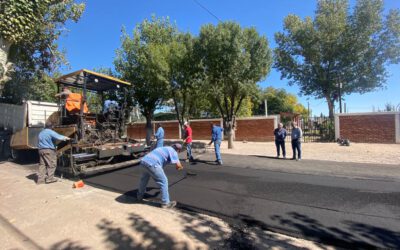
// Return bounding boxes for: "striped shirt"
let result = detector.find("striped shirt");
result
[141,146,180,167]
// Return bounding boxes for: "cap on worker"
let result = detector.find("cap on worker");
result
[183,121,188,126]
[172,143,182,151]
[45,121,53,129]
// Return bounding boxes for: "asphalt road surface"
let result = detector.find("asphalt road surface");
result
[84,153,400,249]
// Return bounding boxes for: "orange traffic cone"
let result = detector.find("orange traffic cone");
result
[73,180,85,188]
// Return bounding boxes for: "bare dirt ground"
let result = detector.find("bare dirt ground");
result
[196,140,400,165]
[0,162,332,250]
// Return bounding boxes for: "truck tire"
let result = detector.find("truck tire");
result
[11,148,20,160]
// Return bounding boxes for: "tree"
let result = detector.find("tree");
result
[197,22,272,148]
[166,32,203,130]
[114,16,176,145]
[253,87,309,116]
[0,0,85,93]
[1,71,57,104]
[274,0,400,118]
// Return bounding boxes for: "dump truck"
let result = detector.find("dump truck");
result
[1,69,149,175]
[0,100,58,159]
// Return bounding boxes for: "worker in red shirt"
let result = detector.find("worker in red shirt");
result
[183,121,194,162]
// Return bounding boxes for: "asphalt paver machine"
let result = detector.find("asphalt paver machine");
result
[54,69,148,176]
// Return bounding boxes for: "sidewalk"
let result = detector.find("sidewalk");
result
[0,162,331,250]
[194,140,400,165]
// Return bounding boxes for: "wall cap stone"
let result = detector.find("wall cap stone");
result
[335,112,400,116]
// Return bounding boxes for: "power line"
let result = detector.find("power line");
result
[192,0,222,22]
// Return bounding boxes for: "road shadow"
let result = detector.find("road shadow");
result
[94,211,309,249]
[115,189,161,208]
[11,150,39,165]
[191,159,219,165]
[25,173,37,183]
[268,211,400,249]
[49,240,90,250]
[250,155,292,160]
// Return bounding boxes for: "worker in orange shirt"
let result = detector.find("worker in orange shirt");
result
[55,87,88,114]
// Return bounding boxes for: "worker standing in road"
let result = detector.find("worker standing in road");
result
[208,122,223,165]
[291,121,303,161]
[274,123,287,158]
[183,121,194,162]
[154,123,164,148]
[37,121,70,184]
[137,144,183,208]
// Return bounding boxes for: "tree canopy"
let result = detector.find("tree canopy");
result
[197,21,272,148]
[274,0,400,117]
[0,0,85,92]
[114,16,177,144]
[253,87,308,116]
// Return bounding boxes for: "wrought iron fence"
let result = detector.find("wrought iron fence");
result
[283,116,335,143]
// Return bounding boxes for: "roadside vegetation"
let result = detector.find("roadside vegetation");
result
[0,0,399,148]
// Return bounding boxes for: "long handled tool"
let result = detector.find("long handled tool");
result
[180,141,197,176]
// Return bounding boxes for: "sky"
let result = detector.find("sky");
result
[58,0,400,116]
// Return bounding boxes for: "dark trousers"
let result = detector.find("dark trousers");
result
[291,139,302,159]
[38,149,57,181]
[275,140,286,157]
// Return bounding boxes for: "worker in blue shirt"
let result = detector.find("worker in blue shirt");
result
[37,121,70,184]
[208,122,223,165]
[103,99,119,114]
[154,123,164,148]
[137,144,183,208]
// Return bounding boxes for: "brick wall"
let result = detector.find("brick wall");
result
[127,121,180,140]
[158,121,180,139]
[338,114,396,143]
[127,123,147,140]
[235,118,275,142]
[127,117,278,142]
[190,119,221,140]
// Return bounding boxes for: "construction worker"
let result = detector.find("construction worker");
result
[291,121,303,160]
[274,123,287,158]
[55,86,72,98]
[37,121,70,184]
[208,122,223,165]
[154,123,164,148]
[56,86,88,114]
[137,143,183,208]
[183,121,194,162]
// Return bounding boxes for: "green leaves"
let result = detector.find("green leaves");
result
[0,0,85,90]
[197,21,272,120]
[115,16,177,116]
[274,0,400,117]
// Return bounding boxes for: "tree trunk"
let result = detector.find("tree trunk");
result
[325,95,335,118]
[224,119,235,149]
[0,36,13,94]
[145,114,153,146]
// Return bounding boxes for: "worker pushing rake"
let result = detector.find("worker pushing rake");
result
[136,143,196,209]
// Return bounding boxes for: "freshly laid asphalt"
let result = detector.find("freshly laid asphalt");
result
[84,152,400,249]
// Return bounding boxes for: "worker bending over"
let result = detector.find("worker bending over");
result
[137,143,183,208]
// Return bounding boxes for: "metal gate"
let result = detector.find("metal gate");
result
[283,116,335,143]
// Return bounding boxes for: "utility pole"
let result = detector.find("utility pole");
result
[307,101,310,117]
[344,102,346,113]
[264,99,268,117]
[338,82,343,113]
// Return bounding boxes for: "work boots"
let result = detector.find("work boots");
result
[161,201,177,209]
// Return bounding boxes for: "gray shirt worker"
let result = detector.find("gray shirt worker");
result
[37,124,69,184]
[291,127,303,141]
